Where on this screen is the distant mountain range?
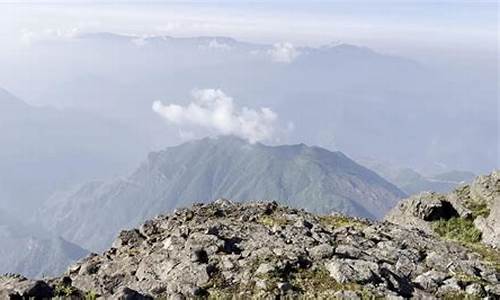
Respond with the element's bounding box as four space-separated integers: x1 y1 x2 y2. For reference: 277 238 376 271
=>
359 159 475 195
0 87 148 218
1 33 495 173
0 209 88 278
39 136 405 252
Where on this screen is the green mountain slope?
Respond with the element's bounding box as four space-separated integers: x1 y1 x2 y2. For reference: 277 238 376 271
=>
39 136 405 251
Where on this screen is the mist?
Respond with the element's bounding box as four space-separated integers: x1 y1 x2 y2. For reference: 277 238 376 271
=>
0 0 497 279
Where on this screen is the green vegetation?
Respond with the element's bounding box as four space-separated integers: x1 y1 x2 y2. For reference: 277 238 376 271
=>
432 214 500 273
454 185 490 219
291 266 378 299
0 273 23 279
84 291 98 300
258 215 290 228
432 217 482 244
205 257 379 299
454 272 483 285
464 200 490 219
465 243 500 272
291 266 339 292
319 215 369 230
54 283 78 297
441 292 481 300
205 270 238 297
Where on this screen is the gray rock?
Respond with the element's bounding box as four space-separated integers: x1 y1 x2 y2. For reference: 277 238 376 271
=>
214 198 233 208
385 171 500 249
112 229 146 249
113 287 153 300
309 244 334 260
379 267 414 297
255 263 275 275
485 284 500 297
2 199 499 299
277 282 293 292
437 278 462 296
465 283 485 297
294 218 313 230
413 271 448 292
335 244 362 259
190 248 209 264
384 192 457 235
0 277 53 299
475 200 500 249
326 259 379 284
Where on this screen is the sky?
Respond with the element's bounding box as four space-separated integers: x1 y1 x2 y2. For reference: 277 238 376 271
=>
0 0 497 174
0 0 497 67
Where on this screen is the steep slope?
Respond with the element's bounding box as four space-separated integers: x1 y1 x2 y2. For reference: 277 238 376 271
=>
0 209 88 278
0 87 148 218
4 200 499 299
40 136 405 251
385 170 499 248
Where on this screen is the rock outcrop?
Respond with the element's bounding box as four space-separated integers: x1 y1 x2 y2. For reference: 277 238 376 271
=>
386 170 500 248
472 172 500 248
3 199 499 299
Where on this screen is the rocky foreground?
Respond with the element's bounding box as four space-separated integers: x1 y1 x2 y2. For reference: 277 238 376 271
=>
1 195 499 299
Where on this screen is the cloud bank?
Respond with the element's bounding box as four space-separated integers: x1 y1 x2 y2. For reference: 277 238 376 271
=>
207 39 232 50
20 27 81 45
153 89 278 143
268 42 300 63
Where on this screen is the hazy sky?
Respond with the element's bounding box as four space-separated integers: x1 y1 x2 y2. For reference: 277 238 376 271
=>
0 0 497 67
0 0 497 173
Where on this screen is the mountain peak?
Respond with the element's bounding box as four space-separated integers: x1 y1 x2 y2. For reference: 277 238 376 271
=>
40 137 405 252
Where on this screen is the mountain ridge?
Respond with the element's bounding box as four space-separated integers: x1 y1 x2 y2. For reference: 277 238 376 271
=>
0 208 88 278
39 136 406 252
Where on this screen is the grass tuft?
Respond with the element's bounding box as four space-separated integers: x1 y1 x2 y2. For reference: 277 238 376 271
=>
84 291 98 300
319 215 369 230
465 243 500 273
432 217 482 244
464 200 490 219
432 215 500 273
258 215 290 228
54 283 78 297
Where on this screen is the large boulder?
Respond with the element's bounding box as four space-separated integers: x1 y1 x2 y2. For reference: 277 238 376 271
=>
0 276 53 299
385 171 500 248
471 171 500 248
384 192 459 234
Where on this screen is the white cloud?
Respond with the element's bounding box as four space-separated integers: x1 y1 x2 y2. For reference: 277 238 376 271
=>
267 42 300 63
207 39 232 50
20 27 81 45
153 89 278 143
131 37 148 47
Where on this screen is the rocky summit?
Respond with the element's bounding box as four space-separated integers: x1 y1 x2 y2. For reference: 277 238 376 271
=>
2 197 499 299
